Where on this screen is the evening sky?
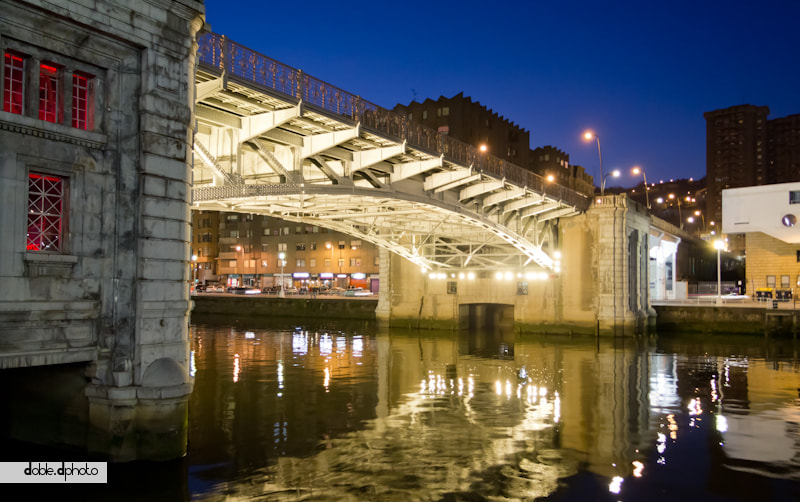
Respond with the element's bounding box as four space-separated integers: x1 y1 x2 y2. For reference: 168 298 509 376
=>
204 0 800 188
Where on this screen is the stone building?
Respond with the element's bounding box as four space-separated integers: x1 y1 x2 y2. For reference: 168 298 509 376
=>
0 0 204 460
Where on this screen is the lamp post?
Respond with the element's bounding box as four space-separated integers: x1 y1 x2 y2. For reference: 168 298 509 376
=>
235 245 243 287
583 131 604 195
600 169 620 196
668 194 682 229
191 254 198 285
714 239 725 302
278 251 286 298
631 166 650 209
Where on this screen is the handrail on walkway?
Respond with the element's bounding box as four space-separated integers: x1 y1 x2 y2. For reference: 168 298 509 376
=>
196 32 591 211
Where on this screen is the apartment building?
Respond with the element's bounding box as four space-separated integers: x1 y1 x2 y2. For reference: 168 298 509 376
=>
191 211 380 291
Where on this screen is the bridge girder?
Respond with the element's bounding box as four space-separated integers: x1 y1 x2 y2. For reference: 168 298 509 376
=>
192 59 589 272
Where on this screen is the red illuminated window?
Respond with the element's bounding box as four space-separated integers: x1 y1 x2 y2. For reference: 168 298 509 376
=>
72 73 89 130
3 52 24 114
39 63 60 123
27 173 65 252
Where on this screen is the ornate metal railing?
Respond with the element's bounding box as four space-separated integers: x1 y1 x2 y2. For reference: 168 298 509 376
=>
197 32 590 210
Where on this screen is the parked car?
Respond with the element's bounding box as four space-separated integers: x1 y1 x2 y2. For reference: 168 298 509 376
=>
195 284 207 293
211 285 225 293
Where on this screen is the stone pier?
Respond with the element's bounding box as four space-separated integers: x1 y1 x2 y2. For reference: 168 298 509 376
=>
377 195 653 336
0 0 204 460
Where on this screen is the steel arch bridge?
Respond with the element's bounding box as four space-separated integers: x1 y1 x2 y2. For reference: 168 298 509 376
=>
191 33 590 273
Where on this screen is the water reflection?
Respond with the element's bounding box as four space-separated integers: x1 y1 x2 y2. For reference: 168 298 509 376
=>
187 320 800 501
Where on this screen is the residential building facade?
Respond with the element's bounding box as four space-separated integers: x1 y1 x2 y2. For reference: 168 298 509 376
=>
191 211 380 292
393 92 530 167
705 105 800 227
530 146 594 196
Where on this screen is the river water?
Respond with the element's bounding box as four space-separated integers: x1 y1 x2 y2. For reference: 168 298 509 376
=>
182 316 800 501
7 315 800 501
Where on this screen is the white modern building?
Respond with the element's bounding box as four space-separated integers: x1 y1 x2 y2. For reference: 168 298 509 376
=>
723 182 800 295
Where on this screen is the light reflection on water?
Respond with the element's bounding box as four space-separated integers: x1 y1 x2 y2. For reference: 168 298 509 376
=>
187 319 800 501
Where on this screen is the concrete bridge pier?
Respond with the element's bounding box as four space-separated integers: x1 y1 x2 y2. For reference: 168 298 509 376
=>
381 195 653 336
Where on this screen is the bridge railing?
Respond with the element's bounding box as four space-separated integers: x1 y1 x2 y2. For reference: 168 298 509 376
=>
197 32 590 211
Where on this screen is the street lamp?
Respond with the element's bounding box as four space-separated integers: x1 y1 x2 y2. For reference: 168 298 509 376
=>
693 210 706 233
714 239 726 302
668 193 682 228
600 169 620 196
278 251 286 298
631 166 650 209
582 130 604 195
235 245 243 287
191 254 198 285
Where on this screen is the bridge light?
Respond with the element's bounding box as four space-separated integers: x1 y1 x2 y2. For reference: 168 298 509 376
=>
429 272 437 279
539 272 548 280
504 272 513 280
458 272 465 279
478 143 488 153
495 272 503 280
467 272 475 280
553 251 561 259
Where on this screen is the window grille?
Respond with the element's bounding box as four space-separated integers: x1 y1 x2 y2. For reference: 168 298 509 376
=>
27 173 65 252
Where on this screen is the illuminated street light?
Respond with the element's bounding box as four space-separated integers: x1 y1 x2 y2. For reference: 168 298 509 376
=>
582 130 605 196
631 166 650 209
600 169 620 196
478 143 488 153
714 239 726 302
191 254 198 285
668 193 682 228
278 251 286 298
235 245 243 287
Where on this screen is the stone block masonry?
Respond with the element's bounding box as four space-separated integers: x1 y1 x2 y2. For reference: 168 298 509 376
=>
0 0 205 461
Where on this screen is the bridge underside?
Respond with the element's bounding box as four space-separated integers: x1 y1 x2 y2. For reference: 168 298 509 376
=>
192 35 590 272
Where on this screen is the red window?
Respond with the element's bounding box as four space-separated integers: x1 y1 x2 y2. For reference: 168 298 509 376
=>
39 63 60 123
3 52 24 114
72 73 90 130
27 173 65 252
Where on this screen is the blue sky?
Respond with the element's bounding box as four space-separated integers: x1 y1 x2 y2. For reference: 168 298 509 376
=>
203 0 800 188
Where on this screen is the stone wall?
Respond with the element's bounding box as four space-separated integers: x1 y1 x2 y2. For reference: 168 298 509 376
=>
654 304 797 335
0 0 204 460
191 296 379 320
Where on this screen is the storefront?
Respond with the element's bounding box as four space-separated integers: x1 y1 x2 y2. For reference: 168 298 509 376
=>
350 272 368 289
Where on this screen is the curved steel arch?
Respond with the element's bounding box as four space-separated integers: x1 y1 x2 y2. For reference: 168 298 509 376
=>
192 183 555 272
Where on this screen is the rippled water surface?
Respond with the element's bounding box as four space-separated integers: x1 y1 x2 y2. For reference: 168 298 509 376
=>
6 316 799 501
184 317 800 501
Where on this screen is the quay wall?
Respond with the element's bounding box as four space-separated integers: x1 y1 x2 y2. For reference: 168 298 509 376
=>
191 295 378 320
654 304 798 335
